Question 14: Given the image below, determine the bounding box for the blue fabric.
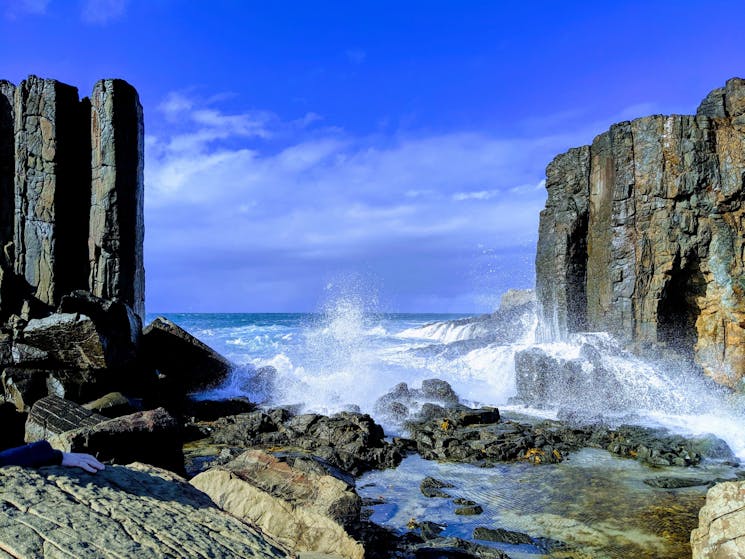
[0,440,63,467]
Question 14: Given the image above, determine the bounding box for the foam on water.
[173,294,745,460]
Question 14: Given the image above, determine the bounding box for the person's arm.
[0,440,63,467]
[0,441,105,472]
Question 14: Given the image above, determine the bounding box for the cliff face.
[536,78,745,388]
[0,76,144,321]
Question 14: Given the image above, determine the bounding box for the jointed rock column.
[89,79,145,320]
[0,75,145,321]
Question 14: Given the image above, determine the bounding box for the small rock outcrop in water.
[691,480,745,557]
[535,78,745,387]
[0,75,144,320]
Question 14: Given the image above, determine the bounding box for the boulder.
[21,313,107,369]
[142,316,233,393]
[49,407,184,473]
[83,391,139,417]
[58,290,141,366]
[191,449,364,559]
[691,480,745,558]
[25,395,106,443]
[206,410,404,476]
[0,462,290,558]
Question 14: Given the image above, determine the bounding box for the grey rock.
[535,77,745,388]
[50,406,184,473]
[0,462,290,558]
[0,75,145,322]
[25,394,106,443]
[142,316,234,394]
[89,79,145,320]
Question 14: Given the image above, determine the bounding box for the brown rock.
[49,407,184,473]
[691,480,745,558]
[191,449,364,559]
[536,77,745,387]
[143,316,233,393]
[83,391,138,417]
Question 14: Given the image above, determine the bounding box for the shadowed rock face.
[536,77,745,388]
[0,75,144,321]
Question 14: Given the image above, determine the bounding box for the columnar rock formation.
[536,78,745,387]
[0,75,144,321]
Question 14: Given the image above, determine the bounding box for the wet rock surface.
[406,406,734,467]
[188,408,406,477]
[0,462,290,558]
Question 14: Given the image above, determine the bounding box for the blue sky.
[1,1,744,312]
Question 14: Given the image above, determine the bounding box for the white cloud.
[144,92,596,310]
[4,0,50,17]
[345,49,366,64]
[452,190,498,201]
[81,0,127,24]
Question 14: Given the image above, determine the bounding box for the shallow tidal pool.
[358,449,740,559]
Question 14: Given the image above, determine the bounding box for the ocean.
[151,300,745,558]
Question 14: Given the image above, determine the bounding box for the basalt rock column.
[13,76,90,310]
[89,79,145,320]
[0,81,14,245]
[535,78,745,388]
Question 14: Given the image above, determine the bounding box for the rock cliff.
[536,78,745,387]
[0,75,144,321]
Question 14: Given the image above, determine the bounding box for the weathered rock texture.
[0,75,144,321]
[191,450,364,559]
[536,78,745,387]
[691,480,745,558]
[0,462,289,558]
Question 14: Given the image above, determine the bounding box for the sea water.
[150,298,745,558]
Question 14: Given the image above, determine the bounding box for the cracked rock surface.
[0,463,289,558]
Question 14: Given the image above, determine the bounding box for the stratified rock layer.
[691,480,745,558]
[0,462,289,558]
[536,78,745,387]
[0,75,144,321]
[191,450,365,559]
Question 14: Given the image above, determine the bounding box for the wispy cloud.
[144,92,593,311]
[81,0,127,24]
[4,0,50,18]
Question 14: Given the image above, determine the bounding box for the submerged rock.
[644,476,709,489]
[420,476,454,498]
[0,462,289,558]
[472,527,533,545]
